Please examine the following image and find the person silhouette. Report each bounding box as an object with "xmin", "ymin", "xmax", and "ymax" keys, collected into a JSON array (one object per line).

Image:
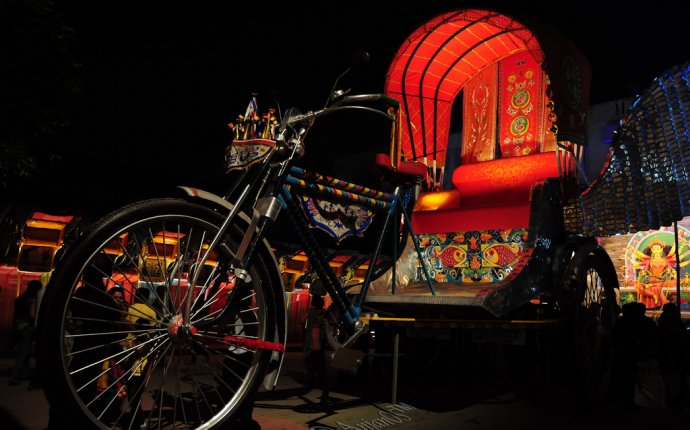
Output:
[
  {"xmin": 108, "ymin": 285, "xmax": 128, "ymax": 313},
  {"xmin": 302, "ymin": 294, "xmax": 333, "ymax": 407},
  {"xmin": 47, "ymin": 257, "xmax": 123, "ymax": 428},
  {"xmin": 657, "ymin": 302, "xmax": 689, "ymax": 409},
  {"xmin": 613, "ymin": 301, "xmax": 659, "ymax": 407},
  {"xmin": 126, "ymin": 288, "xmax": 156, "ymax": 326},
  {"xmin": 9, "ymin": 280, "xmax": 42, "ymax": 386},
  {"xmin": 124, "ymin": 317, "xmax": 151, "ymax": 429},
  {"xmin": 28, "ymin": 280, "xmax": 46, "ymax": 391}
]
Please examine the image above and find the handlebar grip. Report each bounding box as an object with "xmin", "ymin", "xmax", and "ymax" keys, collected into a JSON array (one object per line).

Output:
[{"xmin": 379, "ymin": 95, "xmax": 400, "ymax": 108}]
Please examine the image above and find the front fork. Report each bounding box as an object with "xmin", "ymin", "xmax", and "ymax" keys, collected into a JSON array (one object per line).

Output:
[
  {"xmin": 181, "ymin": 179, "xmax": 366, "ymax": 353},
  {"xmin": 174, "ymin": 188, "xmax": 285, "ymax": 353}
]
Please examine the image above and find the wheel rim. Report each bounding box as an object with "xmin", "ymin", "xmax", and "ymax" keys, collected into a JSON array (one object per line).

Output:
[{"xmin": 53, "ymin": 212, "xmax": 271, "ymax": 429}]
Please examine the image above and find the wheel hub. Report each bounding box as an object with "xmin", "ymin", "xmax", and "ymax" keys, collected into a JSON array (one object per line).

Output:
[{"xmin": 168, "ymin": 314, "xmax": 197, "ymax": 341}]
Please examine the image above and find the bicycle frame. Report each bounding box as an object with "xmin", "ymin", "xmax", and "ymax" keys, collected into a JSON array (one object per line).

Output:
[
  {"xmin": 186, "ymin": 105, "xmax": 434, "ymax": 342},
  {"xmin": 279, "ymin": 166, "xmax": 435, "ymax": 328}
]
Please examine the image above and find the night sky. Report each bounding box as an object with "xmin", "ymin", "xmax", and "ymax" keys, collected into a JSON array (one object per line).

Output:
[{"xmin": 5, "ymin": 0, "xmax": 690, "ymax": 220}]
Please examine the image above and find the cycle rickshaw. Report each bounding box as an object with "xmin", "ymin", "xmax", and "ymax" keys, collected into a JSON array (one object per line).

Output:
[{"xmin": 36, "ymin": 7, "xmax": 690, "ymax": 429}]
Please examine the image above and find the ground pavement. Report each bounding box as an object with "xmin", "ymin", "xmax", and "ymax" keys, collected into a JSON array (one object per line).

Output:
[{"xmin": 1, "ymin": 347, "xmax": 688, "ymax": 430}]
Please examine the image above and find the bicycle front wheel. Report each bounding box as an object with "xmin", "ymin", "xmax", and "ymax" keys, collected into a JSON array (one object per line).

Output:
[{"xmin": 40, "ymin": 199, "xmax": 279, "ymax": 429}]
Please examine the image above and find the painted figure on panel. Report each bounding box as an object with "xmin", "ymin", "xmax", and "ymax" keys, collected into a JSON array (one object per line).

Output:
[{"xmin": 629, "ymin": 238, "xmax": 690, "ymax": 309}]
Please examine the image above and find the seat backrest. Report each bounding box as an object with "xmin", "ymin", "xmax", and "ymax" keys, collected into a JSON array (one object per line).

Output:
[
  {"xmin": 451, "ymin": 151, "xmax": 568, "ymax": 208},
  {"xmin": 449, "ymin": 49, "xmax": 583, "ymax": 205}
]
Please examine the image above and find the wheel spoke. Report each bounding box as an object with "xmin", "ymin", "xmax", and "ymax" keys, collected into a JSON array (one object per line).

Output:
[{"xmin": 43, "ymin": 200, "xmax": 278, "ymax": 429}]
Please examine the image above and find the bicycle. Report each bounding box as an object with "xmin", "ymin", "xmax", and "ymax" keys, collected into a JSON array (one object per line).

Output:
[{"xmin": 36, "ymin": 52, "xmax": 427, "ymax": 429}]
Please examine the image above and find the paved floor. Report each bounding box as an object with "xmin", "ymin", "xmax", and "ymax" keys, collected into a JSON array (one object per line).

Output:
[{"xmin": 1, "ymin": 348, "xmax": 688, "ymax": 430}]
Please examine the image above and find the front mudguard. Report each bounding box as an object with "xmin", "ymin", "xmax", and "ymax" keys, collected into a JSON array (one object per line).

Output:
[{"xmin": 178, "ymin": 186, "xmax": 288, "ymax": 389}]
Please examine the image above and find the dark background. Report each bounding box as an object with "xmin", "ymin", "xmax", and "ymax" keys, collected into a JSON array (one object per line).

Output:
[{"xmin": 4, "ymin": 0, "xmax": 690, "ymax": 221}]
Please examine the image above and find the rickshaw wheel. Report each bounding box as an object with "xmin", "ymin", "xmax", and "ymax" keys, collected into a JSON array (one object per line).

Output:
[
  {"xmin": 39, "ymin": 199, "xmax": 278, "ymax": 429},
  {"xmin": 563, "ymin": 244, "xmax": 620, "ymax": 402}
]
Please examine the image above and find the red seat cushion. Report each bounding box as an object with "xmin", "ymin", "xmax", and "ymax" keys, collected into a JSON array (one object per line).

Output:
[
  {"xmin": 412, "ymin": 151, "xmax": 566, "ymax": 234},
  {"xmin": 451, "ymin": 151, "xmax": 560, "ymax": 207}
]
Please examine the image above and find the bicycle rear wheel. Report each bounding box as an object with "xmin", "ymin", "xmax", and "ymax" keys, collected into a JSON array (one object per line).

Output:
[
  {"xmin": 565, "ymin": 245, "xmax": 620, "ymax": 401},
  {"xmin": 40, "ymin": 199, "xmax": 278, "ymax": 429}
]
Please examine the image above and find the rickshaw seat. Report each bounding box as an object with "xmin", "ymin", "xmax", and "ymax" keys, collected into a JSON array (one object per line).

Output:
[
  {"xmin": 451, "ymin": 152, "xmax": 561, "ymax": 207},
  {"xmin": 412, "ymin": 151, "xmax": 567, "ymax": 234}
]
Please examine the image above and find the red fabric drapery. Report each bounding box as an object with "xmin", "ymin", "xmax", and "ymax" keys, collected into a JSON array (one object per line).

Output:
[
  {"xmin": 462, "ymin": 63, "xmax": 498, "ymax": 164},
  {"xmin": 498, "ymin": 51, "xmax": 545, "ymax": 157}
]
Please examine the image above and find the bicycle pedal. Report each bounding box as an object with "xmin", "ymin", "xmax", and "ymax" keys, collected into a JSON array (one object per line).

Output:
[{"xmin": 329, "ymin": 347, "xmax": 364, "ymax": 375}]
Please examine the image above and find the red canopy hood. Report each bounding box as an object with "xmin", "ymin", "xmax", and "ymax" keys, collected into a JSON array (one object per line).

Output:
[{"xmin": 385, "ymin": 9, "xmax": 591, "ymax": 164}]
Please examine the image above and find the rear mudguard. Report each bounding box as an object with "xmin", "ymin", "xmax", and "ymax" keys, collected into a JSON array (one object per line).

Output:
[{"xmin": 178, "ymin": 186, "xmax": 287, "ymax": 389}]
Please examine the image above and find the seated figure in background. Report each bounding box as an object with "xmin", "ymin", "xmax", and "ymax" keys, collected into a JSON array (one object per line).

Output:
[{"xmin": 632, "ymin": 239, "xmax": 677, "ymax": 310}]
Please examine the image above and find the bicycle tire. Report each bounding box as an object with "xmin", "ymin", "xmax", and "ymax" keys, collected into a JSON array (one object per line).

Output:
[{"xmin": 40, "ymin": 198, "xmax": 278, "ymax": 429}]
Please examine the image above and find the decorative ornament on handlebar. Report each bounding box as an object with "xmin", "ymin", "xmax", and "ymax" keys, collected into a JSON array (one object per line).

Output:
[
  {"xmin": 224, "ymin": 138, "xmax": 275, "ymax": 172},
  {"xmin": 225, "ymin": 95, "xmax": 280, "ymax": 172},
  {"xmin": 224, "ymin": 85, "xmax": 403, "ymax": 174}
]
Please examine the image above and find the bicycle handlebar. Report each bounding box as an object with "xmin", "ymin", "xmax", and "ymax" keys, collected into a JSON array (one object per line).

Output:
[{"xmin": 284, "ymin": 93, "xmax": 399, "ymax": 127}]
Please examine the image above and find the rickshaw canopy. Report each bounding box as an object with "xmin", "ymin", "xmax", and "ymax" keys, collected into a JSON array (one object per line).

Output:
[{"xmin": 385, "ymin": 9, "xmax": 590, "ymax": 167}]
